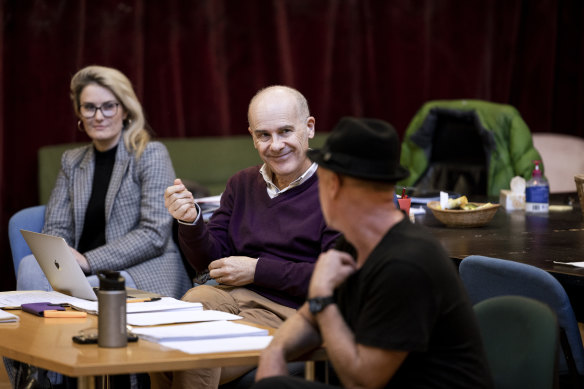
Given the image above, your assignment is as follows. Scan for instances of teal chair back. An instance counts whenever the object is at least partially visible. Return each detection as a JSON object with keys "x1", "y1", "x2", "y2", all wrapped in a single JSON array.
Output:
[
  {"x1": 8, "y1": 205, "x2": 46, "y2": 276},
  {"x1": 474, "y1": 296, "x2": 558, "y2": 389},
  {"x1": 459, "y1": 255, "x2": 584, "y2": 382}
]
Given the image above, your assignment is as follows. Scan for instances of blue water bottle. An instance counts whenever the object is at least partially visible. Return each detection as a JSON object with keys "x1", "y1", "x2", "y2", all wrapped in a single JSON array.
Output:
[{"x1": 525, "y1": 160, "x2": 549, "y2": 213}]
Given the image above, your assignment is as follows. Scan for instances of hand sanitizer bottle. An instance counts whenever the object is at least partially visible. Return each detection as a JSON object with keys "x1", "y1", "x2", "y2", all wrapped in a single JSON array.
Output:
[{"x1": 525, "y1": 160, "x2": 549, "y2": 213}]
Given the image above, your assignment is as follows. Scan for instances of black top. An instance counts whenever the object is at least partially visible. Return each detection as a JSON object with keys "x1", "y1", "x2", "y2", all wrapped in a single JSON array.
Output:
[
  {"x1": 78, "y1": 145, "x2": 117, "y2": 255},
  {"x1": 335, "y1": 218, "x2": 493, "y2": 388}
]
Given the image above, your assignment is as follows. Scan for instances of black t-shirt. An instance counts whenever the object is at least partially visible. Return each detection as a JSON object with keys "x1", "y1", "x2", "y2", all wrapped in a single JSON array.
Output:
[{"x1": 335, "y1": 218, "x2": 493, "y2": 388}]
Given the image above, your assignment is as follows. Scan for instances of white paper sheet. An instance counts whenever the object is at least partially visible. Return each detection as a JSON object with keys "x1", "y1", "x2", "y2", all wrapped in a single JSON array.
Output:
[
  {"x1": 71, "y1": 297, "x2": 203, "y2": 315},
  {"x1": 553, "y1": 261, "x2": 584, "y2": 268},
  {"x1": 195, "y1": 195, "x2": 222, "y2": 204},
  {"x1": 0, "y1": 309, "x2": 19, "y2": 323},
  {"x1": 0, "y1": 290, "x2": 89, "y2": 309},
  {"x1": 440, "y1": 191, "x2": 449, "y2": 209},
  {"x1": 127, "y1": 309, "x2": 241, "y2": 326},
  {"x1": 0, "y1": 291, "x2": 202, "y2": 315},
  {"x1": 160, "y1": 336, "x2": 273, "y2": 354},
  {"x1": 132, "y1": 320, "x2": 268, "y2": 342},
  {"x1": 410, "y1": 206, "x2": 426, "y2": 215}
]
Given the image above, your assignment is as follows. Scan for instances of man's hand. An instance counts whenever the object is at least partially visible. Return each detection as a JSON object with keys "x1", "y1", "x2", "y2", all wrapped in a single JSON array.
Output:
[
  {"x1": 70, "y1": 247, "x2": 91, "y2": 273},
  {"x1": 164, "y1": 178, "x2": 198, "y2": 223},
  {"x1": 309, "y1": 249, "x2": 357, "y2": 298},
  {"x1": 208, "y1": 256, "x2": 258, "y2": 286}
]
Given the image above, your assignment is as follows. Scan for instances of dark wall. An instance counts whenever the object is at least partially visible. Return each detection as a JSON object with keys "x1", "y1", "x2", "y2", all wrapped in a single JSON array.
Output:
[{"x1": 1, "y1": 0, "x2": 583, "y2": 290}]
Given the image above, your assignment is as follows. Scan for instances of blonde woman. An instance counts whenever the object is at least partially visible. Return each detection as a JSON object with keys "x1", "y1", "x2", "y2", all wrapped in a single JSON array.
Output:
[{"x1": 17, "y1": 65, "x2": 191, "y2": 299}]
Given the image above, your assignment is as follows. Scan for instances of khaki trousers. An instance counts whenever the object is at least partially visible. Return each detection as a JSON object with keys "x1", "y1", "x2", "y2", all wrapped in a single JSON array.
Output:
[{"x1": 150, "y1": 285, "x2": 296, "y2": 389}]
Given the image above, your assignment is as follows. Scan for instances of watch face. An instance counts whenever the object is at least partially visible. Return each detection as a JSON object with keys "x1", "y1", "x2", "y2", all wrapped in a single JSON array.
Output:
[
  {"x1": 309, "y1": 299, "x2": 322, "y2": 313},
  {"x1": 309, "y1": 296, "x2": 333, "y2": 314}
]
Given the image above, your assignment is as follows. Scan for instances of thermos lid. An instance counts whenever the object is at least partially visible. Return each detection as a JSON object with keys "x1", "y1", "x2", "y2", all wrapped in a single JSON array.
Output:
[{"x1": 98, "y1": 270, "x2": 125, "y2": 290}]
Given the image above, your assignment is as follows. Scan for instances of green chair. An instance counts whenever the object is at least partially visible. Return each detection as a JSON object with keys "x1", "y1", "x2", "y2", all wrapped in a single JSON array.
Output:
[
  {"x1": 398, "y1": 99, "x2": 541, "y2": 197},
  {"x1": 474, "y1": 296, "x2": 558, "y2": 389}
]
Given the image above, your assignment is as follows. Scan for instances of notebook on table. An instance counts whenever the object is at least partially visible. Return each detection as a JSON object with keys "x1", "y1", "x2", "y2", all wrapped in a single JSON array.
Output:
[{"x1": 20, "y1": 230, "x2": 161, "y2": 301}]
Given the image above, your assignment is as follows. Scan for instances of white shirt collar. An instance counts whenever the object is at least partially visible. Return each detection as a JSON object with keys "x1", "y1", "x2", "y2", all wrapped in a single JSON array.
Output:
[{"x1": 260, "y1": 162, "x2": 318, "y2": 199}]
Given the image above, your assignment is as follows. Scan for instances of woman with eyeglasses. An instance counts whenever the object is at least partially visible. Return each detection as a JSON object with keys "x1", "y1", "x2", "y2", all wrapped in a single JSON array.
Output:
[
  {"x1": 16, "y1": 65, "x2": 192, "y2": 299},
  {"x1": 6, "y1": 64, "x2": 190, "y2": 389}
]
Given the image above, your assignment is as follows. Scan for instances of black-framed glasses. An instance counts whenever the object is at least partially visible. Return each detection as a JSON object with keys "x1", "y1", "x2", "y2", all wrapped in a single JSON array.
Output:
[{"x1": 80, "y1": 101, "x2": 120, "y2": 118}]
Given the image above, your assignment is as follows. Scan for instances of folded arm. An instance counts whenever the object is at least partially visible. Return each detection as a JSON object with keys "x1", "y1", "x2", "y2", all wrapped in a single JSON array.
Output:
[
  {"x1": 307, "y1": 249, "x2": 408, "y2": 388},
  {"x1": 256, "y1": 304, "x2": 322, "y2": 380}
]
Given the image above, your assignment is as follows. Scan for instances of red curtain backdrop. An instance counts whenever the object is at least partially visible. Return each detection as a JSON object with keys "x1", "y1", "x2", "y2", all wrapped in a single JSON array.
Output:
[{"x1": 1, "y1": 0, "x2": 583, "y2": 290}]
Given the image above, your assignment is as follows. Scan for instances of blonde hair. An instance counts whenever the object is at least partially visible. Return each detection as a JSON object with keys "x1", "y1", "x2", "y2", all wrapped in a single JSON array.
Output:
[{"x1": 70, "y1": 65, "x2": 150, "y2": 158}]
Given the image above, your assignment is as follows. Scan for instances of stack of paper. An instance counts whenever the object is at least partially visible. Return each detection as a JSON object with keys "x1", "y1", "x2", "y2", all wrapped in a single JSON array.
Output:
[
  {"x1": 0, "y1": 291, "x2": 87, "y2": 309},
  {"x1": 72, "y1": 297, "x2": 202, "y2": 315},
  {"x1": 0, "y1": 291, "x2": 202, "y2": 315},
  {"x1": 127, "y1": 310, "x2": 241, "y2": 326},
  {"x1": 160, "y1": 336, "x2": 273, "y2": 355},
  {"x1": 0, "y1": 290, "x2": 273, "y2": 354},
  {"x1": 0, "y1": 309, "x2": 19, "y2": 323},
  {"x1": 132, "y1": 320, "x2": 268, "y2": 342},
  {"x1": 132, "y1": 320, "x2": 273, "y2": 354}
]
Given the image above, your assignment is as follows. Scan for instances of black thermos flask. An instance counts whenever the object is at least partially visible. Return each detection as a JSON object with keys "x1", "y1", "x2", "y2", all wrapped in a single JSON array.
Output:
[{"x1": 97, "y1": 270, "x2": 127, "y2": 348}]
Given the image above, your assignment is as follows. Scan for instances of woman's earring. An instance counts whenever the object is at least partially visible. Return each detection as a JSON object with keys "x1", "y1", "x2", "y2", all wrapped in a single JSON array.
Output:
[
  {"x1": 77, "y1": 120, "x2": 85, "y2": 132},
  {"x1": 123, "y1": 118, "x2": 132, "y2": 129}
]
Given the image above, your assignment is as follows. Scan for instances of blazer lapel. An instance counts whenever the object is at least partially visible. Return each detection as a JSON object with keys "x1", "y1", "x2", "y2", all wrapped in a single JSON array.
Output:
[
  {"x1": 105, "y1": 144, "x2": 131, "y2": 225},
  {"x1": 73, "y1": 147, "x2": 95, "y2": 245}
]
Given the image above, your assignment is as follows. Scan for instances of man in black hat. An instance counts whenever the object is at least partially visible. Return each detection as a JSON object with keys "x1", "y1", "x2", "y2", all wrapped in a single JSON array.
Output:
[{"x1": 252, "y1": 117, "x2": 493, "y2": 389}]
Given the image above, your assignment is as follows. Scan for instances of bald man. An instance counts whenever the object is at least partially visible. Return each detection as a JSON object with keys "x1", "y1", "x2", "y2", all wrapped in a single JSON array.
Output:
[
  {"x1": 156, "y1": 86, "x2": 340, "y2": 389},
  {"x1": 253, "y1": 117, "x2": 493, "y2": 389}
]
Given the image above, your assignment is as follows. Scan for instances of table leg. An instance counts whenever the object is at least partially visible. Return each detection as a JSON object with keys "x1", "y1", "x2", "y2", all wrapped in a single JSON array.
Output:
[
  {"x1": 95, "y1": 375, "x2": 111, "y2": 389},
  {"x1": 305, "y1": 361, "x2": 315, "y2": 381},
  {"x1": 77, "y1": 375, "x2": 95, "y2": 389}
]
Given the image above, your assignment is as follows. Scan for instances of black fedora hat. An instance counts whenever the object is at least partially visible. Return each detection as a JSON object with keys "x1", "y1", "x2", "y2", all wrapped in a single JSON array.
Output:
[{"x1": 307, "y1": 117, "x2": 409, "y2": 182}]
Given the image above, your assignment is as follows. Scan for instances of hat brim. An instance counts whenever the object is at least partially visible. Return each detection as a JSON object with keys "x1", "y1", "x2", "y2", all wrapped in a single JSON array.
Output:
[{"x1": 307, "y1": 149, "x2": 410, "y2": 183}]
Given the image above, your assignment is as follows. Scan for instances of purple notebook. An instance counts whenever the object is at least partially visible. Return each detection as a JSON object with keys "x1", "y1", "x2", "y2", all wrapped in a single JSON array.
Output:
[{"x1": 21, "y1": 302, "x2": 65, "y2": 316}]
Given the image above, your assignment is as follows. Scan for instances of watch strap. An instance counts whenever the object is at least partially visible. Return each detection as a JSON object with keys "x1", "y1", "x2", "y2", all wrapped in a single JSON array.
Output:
[{"x1": 308, "y1": 295, "x2": 335, "y2": 314}]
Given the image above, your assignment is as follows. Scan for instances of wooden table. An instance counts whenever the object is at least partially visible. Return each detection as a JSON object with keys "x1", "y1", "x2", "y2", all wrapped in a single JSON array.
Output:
[
  {"x1": 0, "y1": 311, "x2": 324, "y2": 389},
  {"x1": 416, "y1": 197, "x2": 584, "y2": 319}
]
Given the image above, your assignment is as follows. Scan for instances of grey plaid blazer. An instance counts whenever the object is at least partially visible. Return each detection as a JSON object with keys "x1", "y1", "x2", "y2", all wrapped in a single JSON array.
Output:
[{"x1": 42, "y1": 141, "x2": 192, "y2": 298}]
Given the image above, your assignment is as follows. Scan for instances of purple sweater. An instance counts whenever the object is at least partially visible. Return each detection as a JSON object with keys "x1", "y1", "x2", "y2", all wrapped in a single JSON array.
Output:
[{"x1": 179, "y1": 166, "x2": 340, "y2": 308}]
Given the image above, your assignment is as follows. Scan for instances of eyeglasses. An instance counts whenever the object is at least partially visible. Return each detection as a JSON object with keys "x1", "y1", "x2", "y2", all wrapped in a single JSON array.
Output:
[{"x1": 80, "y1": 101, "x2": 120, "y2": 118}]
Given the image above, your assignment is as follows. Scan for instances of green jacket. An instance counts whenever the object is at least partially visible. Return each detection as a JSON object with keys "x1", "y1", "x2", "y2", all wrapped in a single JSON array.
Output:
[{"x1": 398, "y1": 100, "x2": 542, "y2": 197}]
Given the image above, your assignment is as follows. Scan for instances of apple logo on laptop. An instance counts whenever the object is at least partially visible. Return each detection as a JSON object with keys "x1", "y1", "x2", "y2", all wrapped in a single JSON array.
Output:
[{"x1": 54, "y1": 260, "x2": 61, "y2": 270}]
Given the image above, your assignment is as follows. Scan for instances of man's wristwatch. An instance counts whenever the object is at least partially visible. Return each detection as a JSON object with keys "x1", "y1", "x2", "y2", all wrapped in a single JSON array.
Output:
[{"x1": 308, "y1": 296, "x2": 335, "y2": 314}]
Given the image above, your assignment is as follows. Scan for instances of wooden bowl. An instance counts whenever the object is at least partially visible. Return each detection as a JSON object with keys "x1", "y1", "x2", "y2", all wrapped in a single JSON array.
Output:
[{"x1": 427, "y1": 201, "x2": 500, "y2": 228}]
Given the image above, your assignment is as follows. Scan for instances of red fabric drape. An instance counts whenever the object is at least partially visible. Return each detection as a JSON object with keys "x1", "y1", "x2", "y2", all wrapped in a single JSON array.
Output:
[{"x1": 1, "y1": 0, "x2": 583, "y2": 290}]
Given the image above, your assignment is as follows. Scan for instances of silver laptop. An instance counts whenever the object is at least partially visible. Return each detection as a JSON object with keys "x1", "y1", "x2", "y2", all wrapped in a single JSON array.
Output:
[{"x1": 20, "y1": 230, "x2": 160, "y2": 301}]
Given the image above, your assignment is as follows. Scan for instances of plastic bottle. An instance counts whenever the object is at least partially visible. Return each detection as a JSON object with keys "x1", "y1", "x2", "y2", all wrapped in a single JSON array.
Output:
[
  {"x1": 525, "y1": 160, "x2": 549, "y2": 213},
  {"x1": 97, "y1": 270, "x2": 127, "y2": 348}
]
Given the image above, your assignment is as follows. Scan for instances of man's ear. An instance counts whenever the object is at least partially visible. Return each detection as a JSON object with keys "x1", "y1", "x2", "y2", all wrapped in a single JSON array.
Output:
[
  {"x1": 330, "y1": 172, "x2": 342, "y2": 199},
  {"x1": 248, "y1": 127, "x2": 258, "y2": 149},
  {"x1": 306, "y1": 116, "x2": 315, "y2": 139}
]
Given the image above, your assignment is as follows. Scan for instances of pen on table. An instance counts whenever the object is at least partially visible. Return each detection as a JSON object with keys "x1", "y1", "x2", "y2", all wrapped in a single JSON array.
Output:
[
  {"x1": 126, "y1": 297, "x2": 162, "y2": 303},
  {"x1": 43, "y1": 310, "x2": 87, "y2": 318}
]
